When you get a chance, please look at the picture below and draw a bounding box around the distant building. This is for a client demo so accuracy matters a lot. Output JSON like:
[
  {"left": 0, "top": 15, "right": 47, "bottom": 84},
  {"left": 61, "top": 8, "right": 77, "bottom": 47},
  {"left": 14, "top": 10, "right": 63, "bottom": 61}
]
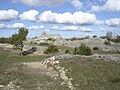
[
  {"left": 26, "top": 32, "right": 62, "bottom": 44},
  {"left": 106, "top": 32, "right": 112, "bottom": 39},
  {"left": 40, "top": 32, "right": 61, "bottom": 40}
]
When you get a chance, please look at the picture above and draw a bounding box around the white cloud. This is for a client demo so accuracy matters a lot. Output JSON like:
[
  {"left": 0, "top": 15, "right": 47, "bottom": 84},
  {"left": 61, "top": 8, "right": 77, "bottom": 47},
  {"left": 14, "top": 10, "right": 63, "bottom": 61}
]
[
  {"left": 0, "top": 23, "right": 24, "bottom": 29},
  {"left": 10, "top": 23, "right": 25, "bottom": 29},
  {"left": 0, "top": 23, "right": 45, "bottom": 30},
  {"left": 0, "top": 9, "right": 18, "bottom": 21},
  {"left": 50, "top": 26, "right": 79, "bottom": 31},
  {"left": 0, "top": 24, "right": 7, "bottom": 29},
  {"left": 50, "top": 25, "right": 92, "bottom": 32},
  {"left": 105, "top": 18, "right": 120, "bottom": 27},
  {"left": 91, "top": 5, "right": 101, "bottom": 12},
  {"left": 71, "top": 0, "right": 83, "bottom": 10},
  {"left": 39, "top": 10, "right": 99, "bottom": 25},
  {"left": 50, "top": 26, "right": 59, "bottom": 30},
  {"left": 27, "top": 25, "right": 44, "bottom": 30},
  {"left": 19, "top": 10, "right": 39, "bottom": 21},
  {"left": 17, "top": 0, "right": 68, "bottom": 6},
  {"left": 99, "top": 27, "right": 107, "bottom": 31},
  {"left": 91, "top": 0, "right": 120, "bottom": 12},
  {"left": 79, "top": 27, "right": 92, "bottom": 32}
]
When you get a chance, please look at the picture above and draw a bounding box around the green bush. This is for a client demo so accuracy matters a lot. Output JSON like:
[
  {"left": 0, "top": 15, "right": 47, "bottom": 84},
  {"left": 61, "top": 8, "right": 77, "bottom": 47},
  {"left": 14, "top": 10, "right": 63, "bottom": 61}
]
[
  {"left": 0, "top": 37, "right": 10, "bottom": 43},
  {"left": 93, "top": 35, "right": 97, "bottom": 38},
  {"left": 65, "top": 50, "right": 70, "bottom": 54},
  {"left": 47, "top": 38, "right": 53, "bottom": 41},
  {"left": 73, "top": 43, "right": 92, "bottom": 55},
  {"left": 104, "top": 40, "right": 110, "bottom": 45},
  {"left": 116, "top": 51, "right": 120, "bottom": 54},
  {"left": 44, "top": 45, "right": 59, "bottom": 54},
  {"left": 40, "top": 42, "right": 49, "bottom": 46},
  {"left": 47, "top": 38, "right": 56, "bottom": 42},
  {"left": 110, "top": 76, "right": 120, "bottom": 83},
  {"left": 93, "top": 47, "right": 99, "bottom": 50}
]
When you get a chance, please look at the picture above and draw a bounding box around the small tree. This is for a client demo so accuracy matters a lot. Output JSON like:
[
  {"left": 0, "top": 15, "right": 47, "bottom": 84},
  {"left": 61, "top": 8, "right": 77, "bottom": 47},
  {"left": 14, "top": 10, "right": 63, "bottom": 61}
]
[
  {"left": 93, "top": 47, "right": 99, "bottom": 50},
  {"left": 73, "top": 47, "right": 78, "bottom": 55},
  {"left": 10, "top": 28, "right": 28, "bottom": 55},
  {"left": 104, "top": 40, "right": 110, "bottom": 45},
  {"left": 93, "top": 35, "right": 97, "bottom": 38},
  {"left": 73, "top": 43, "right": 92, "bottom": 55},
  {"left": 65, "top": 49, "right": 70, "bottom": 54},
  {"left": 44, "top": 45, "right": 59, "bottom": 54},
  {"left": 0, "top": 37, "right": 9, "bottom": 43}
]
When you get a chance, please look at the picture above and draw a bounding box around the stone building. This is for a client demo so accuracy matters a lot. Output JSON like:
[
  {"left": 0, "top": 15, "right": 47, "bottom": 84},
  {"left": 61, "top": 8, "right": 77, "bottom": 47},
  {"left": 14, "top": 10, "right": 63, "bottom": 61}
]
[
  {"left": 106, "top": 32, "right": 112, "bottom": 39},
  {"left": 40, "top": 32, "right": 61, "bottom": 40},
  {"left": 26, "top": 32, "right": 62, "bottom": 44}
]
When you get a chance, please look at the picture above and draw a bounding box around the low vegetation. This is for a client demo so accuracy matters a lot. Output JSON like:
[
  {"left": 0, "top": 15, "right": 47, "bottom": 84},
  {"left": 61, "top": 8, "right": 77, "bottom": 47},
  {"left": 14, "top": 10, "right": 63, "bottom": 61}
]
[
  {"left": 107, "top": 36, "right": 120, "bottom": 43},
  {"left": 104, "top": 40, "right": 111, "bottom": 45},
  {"left": 93, "top": 35, "right": 97, "bottom": 38},
  {"left": 47, "top": 38, "right": 56, "bottom": 42},
  {"left": 44, "top": 45, "right": 59, "bottom": 54},
  {"left": 65, "top": 49, "right": 70, "bottom": 54},
  {"left": 60, "top": 58, "right": 120, "bottom": 90},
  {"left": 0, "top": 37, "right": 10, "bottom": 43},
  {"left": 93, "top": 47, "right": 99, "bottom": 50},
  {"left": 0, "top": 47, "right": 68, "bottom": 90},
  {"left": 0, "top": 27, "right": 28, "bottom": 55},
  {"left": 39, "top": 42, "right": 50, "bottom": 46},
  {"left": 0, "top": 46, "right": 120, "bottom": 90},
  {"left": 73, "top": 43, "right": 92, "bottom": 55}
]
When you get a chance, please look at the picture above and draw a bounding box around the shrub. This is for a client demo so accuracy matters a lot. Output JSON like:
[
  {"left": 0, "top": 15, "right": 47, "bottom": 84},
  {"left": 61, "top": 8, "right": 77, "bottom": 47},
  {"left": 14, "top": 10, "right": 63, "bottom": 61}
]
[
  {"left": 47, "top": 38, "right": 56, "bottom": 42},
  {"left": 116, "top": 51, "right": 120, "bottom": 54},
  {"left": 44, "top": 45, "right": 59, "bottom": 54},
  {"left": 40, "top": 42, "right": 49, "bottom": 46},
  {"left": 0, "top": 37, "right": 10, "bottom": 43},
  {"left": 47, "top": 38, "right": 53, "bottom": 41},
  {"left": 93, "top": 35, "right": 97, "bottom": 38},
  {"left": 34, "top": 42, "right": 37, "bottom": 44},
  {"left": 73, "top": 47, "right": 78, "bottom": 55},
  {"left": 65, "top": 50, "right": 70, "bottom": 54},
  {"left": 110, "top": 77, "right": 120, "bottom": 83},
  {"left": 73, "top": 43, "right": 92, "bottom": 55},
  {"left": 93, "top": 47, "right": 99, "bottom": 50},
  {"left": 104, "top": 41, "right": 110, "bottom": 45}
]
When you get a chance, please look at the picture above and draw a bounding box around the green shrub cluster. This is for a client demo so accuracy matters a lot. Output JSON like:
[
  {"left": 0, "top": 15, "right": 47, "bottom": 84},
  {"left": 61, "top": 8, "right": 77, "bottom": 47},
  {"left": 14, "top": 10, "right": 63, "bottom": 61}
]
[
  {"left": 0, "top": 37, "right": 10, "bottom": 43},
  {"left": 44, "top": 45, "right": 59, "bottom": 54},
  {"left": 73, "top": 43, "right": 92, "bottom": 55},
  {"left": 93, "top": 47, "right": 99, "bottom": 50},
  {"left": 40, "top": 42, "right": 49, "bottom": 46},
  {"left": 47, "top": 38, "right": 56, "bottom": 42},
  {"left": 104, "top": 40, "right": 110, "bottom": 45},
  {"left": 93, "top": 35, "right": 97, "bottom": 38},
  {"left": 65, "top": 49, "right": 70, "bottom": 54}
]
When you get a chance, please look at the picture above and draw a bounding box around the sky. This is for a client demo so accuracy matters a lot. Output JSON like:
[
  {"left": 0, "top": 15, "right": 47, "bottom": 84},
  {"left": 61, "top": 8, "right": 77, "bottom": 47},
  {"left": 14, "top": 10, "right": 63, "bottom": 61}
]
[{"left": 0, "top": 0, "right": 120, "bottom": 38}]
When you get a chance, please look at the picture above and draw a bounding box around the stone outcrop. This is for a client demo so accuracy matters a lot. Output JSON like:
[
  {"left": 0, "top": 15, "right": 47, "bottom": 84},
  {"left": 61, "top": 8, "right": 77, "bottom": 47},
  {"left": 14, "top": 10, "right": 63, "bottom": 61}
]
[
  {"left": 41, "top": 56, "right": 74, "bottom": 90},
  {"left": 54, "top": 54, "right": 120, "bottom": 62},
  {"left": 25, "top": 37, "right": 120, "bottom": 52}
]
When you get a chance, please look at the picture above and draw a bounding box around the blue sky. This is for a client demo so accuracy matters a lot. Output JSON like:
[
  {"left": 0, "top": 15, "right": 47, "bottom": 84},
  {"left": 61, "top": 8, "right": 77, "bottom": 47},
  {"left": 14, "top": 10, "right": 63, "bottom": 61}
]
[{"left": 0, "top": 0, "right": 120, "bottom": 38}]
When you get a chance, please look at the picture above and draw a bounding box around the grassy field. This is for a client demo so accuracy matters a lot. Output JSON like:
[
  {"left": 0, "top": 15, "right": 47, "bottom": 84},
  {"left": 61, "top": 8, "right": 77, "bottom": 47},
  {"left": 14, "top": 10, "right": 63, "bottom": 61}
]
[
  {"left": 92, "top": 50, "right": 120, "bottom": 54},
  {"left": 0, "top": 47, "right": 68, "bottom": 90},
  {"left": 60, "top": 59, "right": 120, "bottom": 90},
  {"left": 0, "top": 47, "right": 120, "bottom": 90}
]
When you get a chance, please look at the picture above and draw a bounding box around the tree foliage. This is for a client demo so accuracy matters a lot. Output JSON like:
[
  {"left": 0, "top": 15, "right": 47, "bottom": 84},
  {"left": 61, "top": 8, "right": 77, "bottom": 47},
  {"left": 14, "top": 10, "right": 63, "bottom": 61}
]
[
  {"left": 65, "top": 49, "right": 70, "bottom": 54},
  {"left": 93, "top": 47, "right": 99, "bottom": 50},
  {"left": 73, "top": 43, "right": 92, "bottom": 55},
  {"left": 12, "top": 28, "right": 28, "bottom": 54},
  {"left": 104, "top": 40, "right": 110, "bottom": 45},
  {"left": 0, "top": 37, "right": 10, "bottom": 43},
  {"left": 44, "top": 45, "right": 59, "bottom": 54}
]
